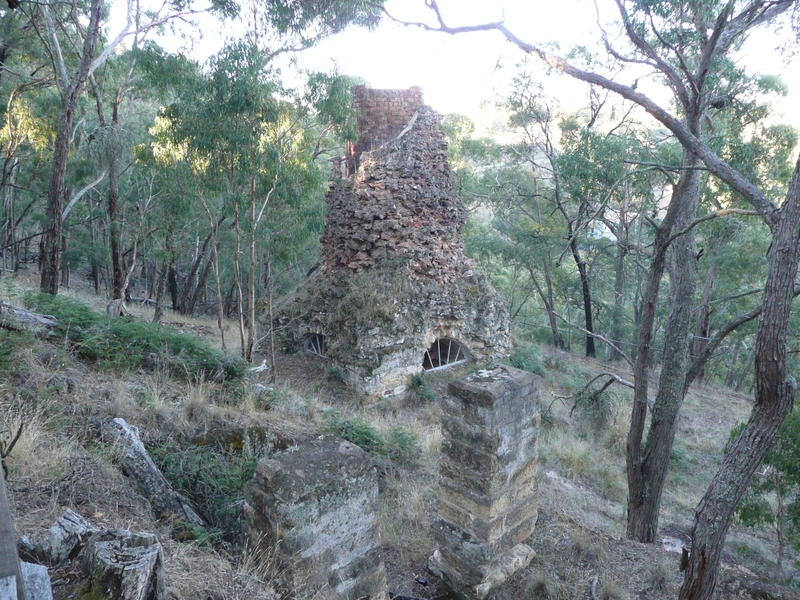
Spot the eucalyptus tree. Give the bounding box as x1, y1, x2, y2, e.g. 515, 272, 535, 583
151, 44, 343, 367
405, 1, 800, 596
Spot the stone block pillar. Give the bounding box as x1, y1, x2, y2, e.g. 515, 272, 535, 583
431, 365, 540, 599
244, 437, 389, 600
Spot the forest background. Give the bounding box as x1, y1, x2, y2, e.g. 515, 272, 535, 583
3, 0, 800, 598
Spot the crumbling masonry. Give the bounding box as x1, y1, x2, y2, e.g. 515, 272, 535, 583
276, 86, 511, 398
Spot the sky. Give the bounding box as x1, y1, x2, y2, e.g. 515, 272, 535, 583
149, 0, 800, 132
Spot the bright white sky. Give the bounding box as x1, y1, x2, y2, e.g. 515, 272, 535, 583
149, 0, 800, 132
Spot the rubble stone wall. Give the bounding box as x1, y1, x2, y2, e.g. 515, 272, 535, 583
323, 105, 469, 280
274, 88, 511, 399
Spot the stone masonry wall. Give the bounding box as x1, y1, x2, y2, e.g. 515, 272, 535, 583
244, 437, 389, 600
274, 88, 511, 398
346, 86, 424, 174
431, 366, 540, 599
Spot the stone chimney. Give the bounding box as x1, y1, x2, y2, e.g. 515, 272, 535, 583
276, 87, 511, 398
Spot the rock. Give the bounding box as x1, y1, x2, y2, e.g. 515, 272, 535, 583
34, 510, 96, 565
244, 436, 389, 600
16, 536, 36, 562
100, 418, 204, 529
79, 529, 165, 600
0, 577, 16, 600
20, 562, 52, 600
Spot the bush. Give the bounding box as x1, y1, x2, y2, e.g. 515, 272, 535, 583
323, 412, 419, 465
148, 441, 258, 542
508, 340, 546, 377
409, 373, 437, 402
25, 291, 245, 382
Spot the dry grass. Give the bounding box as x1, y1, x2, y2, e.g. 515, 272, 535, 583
1, 272, 796, 598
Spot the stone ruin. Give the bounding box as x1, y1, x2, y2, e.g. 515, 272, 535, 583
242, 366, 540, 600
277, 86, 511, 398
431, 365, 540, 599
244, 436, 388, 600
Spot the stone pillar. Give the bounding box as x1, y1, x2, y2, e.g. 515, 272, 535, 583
244, 437, 389, 600
431, 365, 540, 599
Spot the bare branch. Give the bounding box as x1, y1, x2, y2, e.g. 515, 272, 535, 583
553, 311, 634, 368
62, 170, 107, 220
665, 208, 760, 247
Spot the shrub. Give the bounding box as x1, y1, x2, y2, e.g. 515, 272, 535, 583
322, 412, 419, 465
148, 441, 258, 542
508, 340, 546, 377
25, 291, 245, 382
409, 373, 437, 402
729, 409, 800, 569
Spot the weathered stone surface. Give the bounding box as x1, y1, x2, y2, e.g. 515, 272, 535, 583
79, 529, 165, 600
433, 366, 540, 600
0, 576, 16, 600
275, 88, 510, 399
100, 418, 204, 529
21, 562, 52, 600
244, 436, 389, 600
34, 509, 96, 565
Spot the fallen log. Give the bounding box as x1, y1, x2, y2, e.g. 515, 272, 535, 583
100, 418, 204, 530
33, 510, 96, 565
0, 302, 56, 335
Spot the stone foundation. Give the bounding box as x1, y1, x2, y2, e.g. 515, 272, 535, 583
431, 365, 540, 599
243, 437, 389, 600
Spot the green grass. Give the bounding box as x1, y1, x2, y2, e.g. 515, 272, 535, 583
25, 291, 245, 382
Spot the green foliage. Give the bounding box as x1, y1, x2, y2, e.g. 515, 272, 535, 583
323, 413, 385, 454
148, 441, 258, 541
0, 330, 23, 373
322, 412, 419, 465
508, 340, 546, 378
409, 373, 437, 402
24, 292, 245, 382
729, 410, 800, 553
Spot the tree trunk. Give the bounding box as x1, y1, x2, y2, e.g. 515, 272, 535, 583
60, 233, 69, 288
232, 203, 246, 359
569, 236, 596, 357
679, 160, 800, 599
152, 261, 167, 324
0, 469, 26, 600
186, 254, 213, 315
627, 160, 700, 542
168, 263, 179, 311
610, 242, 627, 361
690, 261, 717, 381
528, 265, 565, 350
246, 170, 257, 363
266, 259, 276, 383
725, 342, 739, 388
626, 151, 698, 543
40, 0, 104, 295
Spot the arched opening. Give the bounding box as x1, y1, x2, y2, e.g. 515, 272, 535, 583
304, 333, 326, 357
422, 338, 468, 372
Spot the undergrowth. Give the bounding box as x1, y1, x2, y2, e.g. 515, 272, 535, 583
148, 440, 258, 542
322, 412, 420, 465
25, 291, 245, 382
